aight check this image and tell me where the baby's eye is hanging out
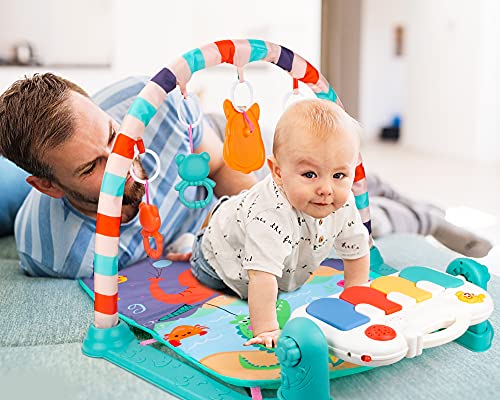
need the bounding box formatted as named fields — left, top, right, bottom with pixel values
left=333, top=172, right=345, bottom=179
left=303, top=171, right=317, bottom=179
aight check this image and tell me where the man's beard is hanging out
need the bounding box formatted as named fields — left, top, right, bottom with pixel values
left=61, top=180, right=145, bottom=208
left=58, top=159, right=147, bottom=211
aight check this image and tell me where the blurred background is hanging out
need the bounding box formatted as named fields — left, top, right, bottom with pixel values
left=0, top=0, right=498, bottom=270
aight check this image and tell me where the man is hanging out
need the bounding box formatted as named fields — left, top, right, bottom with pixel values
left=0, top=157, right=30, bottom=236
left=0, top=73, right=256, bottom=278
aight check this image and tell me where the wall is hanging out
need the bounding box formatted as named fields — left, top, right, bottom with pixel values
left=0, top=0, right=321, bottom=145
left=0, top=0, right=112, bottom=66
left=358, top=0, right=407, bottom=140
left=111, top=0, right=322, bottom=138
left=321, top=0, right=362, bottom=119
left=403, top=0, right=499, bottom=162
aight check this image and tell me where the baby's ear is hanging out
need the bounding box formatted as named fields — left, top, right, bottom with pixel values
left=223, top=99, right=236, bottom=119
left=267, top=156, right=282, bottom=186
left=248, top=103, right=260, bottom=120
left=175, top=154, right=186, bottom=165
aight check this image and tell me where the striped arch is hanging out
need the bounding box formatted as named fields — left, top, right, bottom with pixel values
left=93, top=39, right=372, bottom=329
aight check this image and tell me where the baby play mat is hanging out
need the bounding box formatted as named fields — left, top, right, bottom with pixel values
left=80, top=257, right=379, bottom=387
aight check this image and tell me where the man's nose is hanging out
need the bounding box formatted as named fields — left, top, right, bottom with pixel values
left=105, top=143, right=113, bottom=156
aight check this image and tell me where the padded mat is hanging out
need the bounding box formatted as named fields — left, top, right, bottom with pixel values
left=80, top=258, right=380, bottom=387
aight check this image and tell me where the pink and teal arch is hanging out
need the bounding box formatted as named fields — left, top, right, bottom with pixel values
left=93, top=39, right=372, bottom=329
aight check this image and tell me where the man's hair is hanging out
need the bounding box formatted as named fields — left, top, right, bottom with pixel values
left=273, top=99, right=361, bottom=157
left=0, top=73, right=89, bottom=180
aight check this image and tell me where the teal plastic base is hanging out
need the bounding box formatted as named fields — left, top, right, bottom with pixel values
left=370, top=246, right=398, bottom=276
left=446, top=258, right=494, bottom=352
left=82, top=321, right=256, bottom=399
left=455, top=320, right=494, bottom=352
left=446, top=258, right=491, bottom=290
left=276, top=318, right=331, bottom=400
left=82, top=319, right=334, bottom=399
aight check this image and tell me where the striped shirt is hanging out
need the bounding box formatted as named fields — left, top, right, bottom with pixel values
left=14, top=76, right=215, bottom=278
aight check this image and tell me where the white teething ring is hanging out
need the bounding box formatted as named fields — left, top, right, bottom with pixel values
left=129, top=148, right=161, bottom=184
left=283, top=89, right=306, bottom=110
left=176, top=94, right=203, bottom=128
left=230, top=80, right=254, bottom=112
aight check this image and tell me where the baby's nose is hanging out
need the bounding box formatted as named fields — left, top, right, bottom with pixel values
left=316, top=182, right=333, bottom=196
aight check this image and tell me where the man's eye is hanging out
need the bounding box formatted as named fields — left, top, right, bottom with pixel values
left=303, top=171, right=317, bottom=179
left=109, top=129, right=117, bottom=146
left=333, top=172, right=345, bottom=179
left=83, top=163, right=96, bottom=175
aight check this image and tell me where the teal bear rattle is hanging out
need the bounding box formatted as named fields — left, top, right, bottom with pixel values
left=175, top=152, right=216, bottom=209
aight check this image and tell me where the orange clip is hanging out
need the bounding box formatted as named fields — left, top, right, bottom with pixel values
left=139, top=202, right=164, bottom=259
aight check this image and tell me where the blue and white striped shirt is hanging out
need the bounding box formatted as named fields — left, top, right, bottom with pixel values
left=14, top=76, right=215, bottom=278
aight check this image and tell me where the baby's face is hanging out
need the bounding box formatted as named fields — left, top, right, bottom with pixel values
left=271, top=128, right=358, bottom=219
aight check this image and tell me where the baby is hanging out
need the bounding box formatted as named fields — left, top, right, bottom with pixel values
left=189, top=99, right=370, bottom=347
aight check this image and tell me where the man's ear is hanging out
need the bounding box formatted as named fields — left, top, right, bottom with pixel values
left=267, top=156, right=283, bottom=186
left=26, top=176, right=64, bottom=199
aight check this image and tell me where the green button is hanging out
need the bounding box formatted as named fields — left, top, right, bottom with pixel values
left=400, top=266, right=463, bottom=288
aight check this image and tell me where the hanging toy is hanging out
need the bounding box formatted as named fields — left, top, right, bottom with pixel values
left=175, top=95, right=216, bottom=209
left=222, top=73, right=265, bottom=174
left=128, top=140, right=164, bottom=259
left=175, top=152, right=215, bottom=209
left=139, top=181, right=164, bottom=259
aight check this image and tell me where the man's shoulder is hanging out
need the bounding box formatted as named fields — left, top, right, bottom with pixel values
left=92, top=75, right=183, bottom=112
left=16, top=189, right=58, bottom=218
left=92, top=76, right=148, bottom=104
left=15, top=191, right=87, bottom=235
left=14, top=191, right=96, bottom=277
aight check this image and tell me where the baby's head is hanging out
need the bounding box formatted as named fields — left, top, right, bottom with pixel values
left=268, top=99, right=361, bottom=219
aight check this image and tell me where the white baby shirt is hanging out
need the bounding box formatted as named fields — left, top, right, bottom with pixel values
left=201, top=174, right=370, bottom=298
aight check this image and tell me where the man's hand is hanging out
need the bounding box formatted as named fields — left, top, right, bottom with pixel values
left=244, top=329, right=281, bottom=348
left=166, top=252, right=192, bottom=262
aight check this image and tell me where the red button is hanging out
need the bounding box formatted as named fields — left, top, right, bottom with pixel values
left=365, top=324, right=397, bottom=341
left=361, top=355, right=372, bottom=362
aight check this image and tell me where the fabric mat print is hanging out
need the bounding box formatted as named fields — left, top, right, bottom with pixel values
left=81, top=257, right=379, bottom=386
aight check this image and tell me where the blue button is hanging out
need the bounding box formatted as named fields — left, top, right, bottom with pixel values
left=306, top=298, right=370, bottom=331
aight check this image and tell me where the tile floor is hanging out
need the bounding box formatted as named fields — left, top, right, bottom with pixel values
left=361, top=140, right=500, bottom=276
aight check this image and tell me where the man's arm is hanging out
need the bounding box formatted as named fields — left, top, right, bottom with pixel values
left=195, top=120, right=257, bottom=197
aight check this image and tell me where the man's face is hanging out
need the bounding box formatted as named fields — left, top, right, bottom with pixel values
left=44, top=91, right=146, bottom=216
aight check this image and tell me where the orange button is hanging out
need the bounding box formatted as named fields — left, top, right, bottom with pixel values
left=340, top=286, right=402, bottom=315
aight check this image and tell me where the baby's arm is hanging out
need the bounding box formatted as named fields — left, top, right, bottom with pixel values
left=343, top=253, right=370, bottom=288
left=244, top=269, right=280, bottom=348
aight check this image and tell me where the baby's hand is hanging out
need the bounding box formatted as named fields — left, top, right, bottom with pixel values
left=166, top=252, right=192, bottom=262
left=244, top=329, right=281, bottom=348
